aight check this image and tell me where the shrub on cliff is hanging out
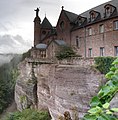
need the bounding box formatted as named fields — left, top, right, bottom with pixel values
left=55, top=46, right=77, bottom=60
left=5, top=109, right=51, bottom=120
left=94, top=57, right=116, bottom=74
left=22, top=49, right=31, bottom=61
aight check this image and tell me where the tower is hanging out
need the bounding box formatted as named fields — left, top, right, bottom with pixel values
left=34, top=8, right=41, bottom=46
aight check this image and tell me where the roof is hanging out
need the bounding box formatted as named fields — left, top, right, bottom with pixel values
left=41, top=17, right=53, bottom=29
left=36, top=43, right=47, bottom=50
left=80, top=0, right=118, bottom=21
left=64, top=10, right=78, bottom=22
left=72, top=0, right=118, bottom=30
left=54, top=40, right=67, bottom=46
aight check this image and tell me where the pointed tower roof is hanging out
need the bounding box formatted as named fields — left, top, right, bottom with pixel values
left=41, top=17, right=53, bottom=29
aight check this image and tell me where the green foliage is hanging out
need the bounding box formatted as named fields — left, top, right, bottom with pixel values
left=5, top=109, right=51, bottom=120
left=55, top=46, right=77, bottom=60
left=22, top=50, right=31, bottom=61
left=94, top=57, right=116, bottom=74
left=83, top=58, right=118, bottom=120
left=0, top=55, right=21, bottom=114
left=20, top=95, right=27, bottom=103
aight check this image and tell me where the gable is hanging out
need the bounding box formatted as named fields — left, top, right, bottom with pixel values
left=56, top=9, right=78, bottom=28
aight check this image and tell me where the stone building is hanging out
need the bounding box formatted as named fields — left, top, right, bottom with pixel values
left=32, top=0, right=118, bottom=58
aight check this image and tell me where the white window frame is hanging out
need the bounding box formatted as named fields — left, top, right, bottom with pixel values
left=88, top=28, right=92, bottom=36
left=114, top=21, right=118, bottom=30
left=100, top=47, right=105, bottom=56
left=76, top=36, right=80, bottom=48
left=88, top=48, right=92, bottom=57
left=115, top=46, right=118, bottom=56
left=99, top=24, right=104, bottom=33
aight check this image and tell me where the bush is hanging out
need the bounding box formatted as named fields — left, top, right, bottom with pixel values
left=5, top=109, right=51, bottom=120
left=83, top=58, right=118, bottom=120
left=94, top=57, right=116, bottom=74
left=22, top=50, right=31, bottom=61
left=55, top=46, right=76, bottom=60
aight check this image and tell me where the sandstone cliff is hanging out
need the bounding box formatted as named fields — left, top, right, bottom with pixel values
left=15, top=58, right=106, bottom=119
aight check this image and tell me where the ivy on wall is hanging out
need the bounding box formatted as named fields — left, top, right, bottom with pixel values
left=83, top=58, right=118, bottom=120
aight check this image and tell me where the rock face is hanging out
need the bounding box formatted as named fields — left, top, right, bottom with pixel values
left=15, top=58, right=105, bottom=119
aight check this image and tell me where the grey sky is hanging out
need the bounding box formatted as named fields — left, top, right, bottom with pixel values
left=0, top=0, right=110, bottom=53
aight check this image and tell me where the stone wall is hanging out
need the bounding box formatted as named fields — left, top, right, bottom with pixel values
left=15, top=58, right=105, bottom=119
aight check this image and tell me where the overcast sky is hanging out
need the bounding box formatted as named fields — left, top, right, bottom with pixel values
left=0, top=0, right=110, bottom=53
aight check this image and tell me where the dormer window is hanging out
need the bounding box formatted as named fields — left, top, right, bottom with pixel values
left=75, top=16, right=86, bottom=26
left=91, top=13, right=96, bottom=21
left=89, top=10, right=100, bottom=22
left=104, top=4, right=116, bottom=18
left=78, top=18, right=82, bottom=26
left=105, top=6, right=111, bottom=17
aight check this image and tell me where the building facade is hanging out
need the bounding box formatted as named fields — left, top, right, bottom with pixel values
left=32, top=0, right=118, bottom=58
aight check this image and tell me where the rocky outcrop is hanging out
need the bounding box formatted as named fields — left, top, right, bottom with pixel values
left=15, top=58, right=105, bottom=119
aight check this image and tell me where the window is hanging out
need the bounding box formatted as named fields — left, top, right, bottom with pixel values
left=40, top=50, right=46, bottom=58
left=99, top=24, right=104, bottom=33
left=88, top=28, right=92, bottom=36
left=60, top=21, right=64, bottom=30
left=105, top=7, right=111, bottom=17
left=42, top=31, right=46, bottom=35
left=104, top=4, right=116, bottom=18
left=91, top=12, right=96, bottom=21
left=88, top=48, right=92, bottom=57
left=114, top=21, right=118, bottom=30
left=114, top=46, right=118, bottom=56
left=76, top=36, right=80, bottom=48
left=100, top=47, right=104, bottom=56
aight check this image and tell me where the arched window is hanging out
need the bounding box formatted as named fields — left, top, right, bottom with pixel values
left=60, top=21, right=64, bottom=30
left=76, top=36, right=80, bottom=48
left=105, top=7, right=111, bottom=17
left=91, top=12, right=95, bottom=21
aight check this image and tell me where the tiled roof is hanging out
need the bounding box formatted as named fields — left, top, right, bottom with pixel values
left=80, top=0, right=118, bottom=21
left=72, top=0, right=118, bottom=30
left=64, top=10, right=78, bottom=22
left=41, top=17, right=53, bottom=29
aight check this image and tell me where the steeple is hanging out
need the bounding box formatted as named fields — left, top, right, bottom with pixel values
left=41, top=17, right=53, bottom=29
left=34, top=7, right=41, bottom=46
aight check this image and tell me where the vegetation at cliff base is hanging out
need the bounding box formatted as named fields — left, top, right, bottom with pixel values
left=5, top=109, right=51, bottom=120
left=0, top=54, right=21, bottom=114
